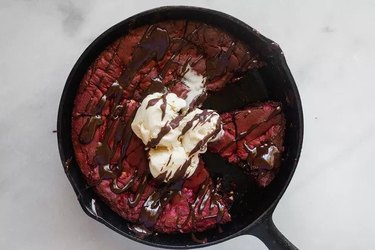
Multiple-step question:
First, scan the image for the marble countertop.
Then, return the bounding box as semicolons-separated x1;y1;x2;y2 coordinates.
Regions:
1;0;374;249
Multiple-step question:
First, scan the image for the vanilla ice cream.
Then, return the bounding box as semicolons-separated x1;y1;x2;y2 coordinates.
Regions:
131;92;186;148
131;92;222;182
181;65;206;108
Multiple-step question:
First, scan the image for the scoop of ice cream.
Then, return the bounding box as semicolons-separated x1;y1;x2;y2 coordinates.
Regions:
131;92;186;148
148;146;200;182
131;92;222;182
180;109;222;154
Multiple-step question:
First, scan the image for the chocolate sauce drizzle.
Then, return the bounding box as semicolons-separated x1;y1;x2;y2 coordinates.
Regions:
76;22;256;238
189;115;221;156
181;110;214;136
145;125;171;149
218;106;282;154
79;116;103;144
146;93;168;120
117;26;170;88
243;142;281;170
206;42;236;80
79;82;124;144
139;180;183;228
177;178;225;230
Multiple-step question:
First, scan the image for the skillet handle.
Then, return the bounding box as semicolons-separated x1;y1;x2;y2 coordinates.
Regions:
246;214;298;250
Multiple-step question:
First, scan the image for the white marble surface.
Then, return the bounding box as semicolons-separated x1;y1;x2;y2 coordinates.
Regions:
1;0;374;249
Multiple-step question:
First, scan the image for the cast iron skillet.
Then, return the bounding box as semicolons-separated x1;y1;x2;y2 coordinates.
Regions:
57;6;303;250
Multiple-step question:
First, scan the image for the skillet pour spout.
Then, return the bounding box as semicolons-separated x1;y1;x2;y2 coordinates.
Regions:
57;6;303;249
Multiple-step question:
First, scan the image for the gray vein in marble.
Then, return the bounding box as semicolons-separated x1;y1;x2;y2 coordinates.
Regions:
322;26;335;33
58;1;84;36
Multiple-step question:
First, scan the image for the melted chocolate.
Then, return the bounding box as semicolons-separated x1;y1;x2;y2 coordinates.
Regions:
94;142;112;166
159;57;175;78
166;154;172;166
218;106;282;154
128;174;148;208
178;179;208;228
118;26;170;87
244;142;281;170
143;24;204;98
206;42;235;80
198;186;211;214
79;116;103;144
143;79;166;97
146;93;167;120
139;180;183;228
79;82;124;144
160;94;167;120
212;198;225;223
169;157;193;182
169;113;187;129
146;96;161;109
181;110;213;136
146;125;171;148
189;116;222;156
120;110;137;157
111;170;137;194
178;178;224;228
154;171;168;183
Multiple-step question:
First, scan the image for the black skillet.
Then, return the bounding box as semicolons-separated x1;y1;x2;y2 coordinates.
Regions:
57;6;303;250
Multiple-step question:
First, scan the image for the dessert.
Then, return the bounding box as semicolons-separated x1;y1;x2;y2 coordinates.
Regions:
208;102;285;187
131;92;222;182
71;20;285;237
